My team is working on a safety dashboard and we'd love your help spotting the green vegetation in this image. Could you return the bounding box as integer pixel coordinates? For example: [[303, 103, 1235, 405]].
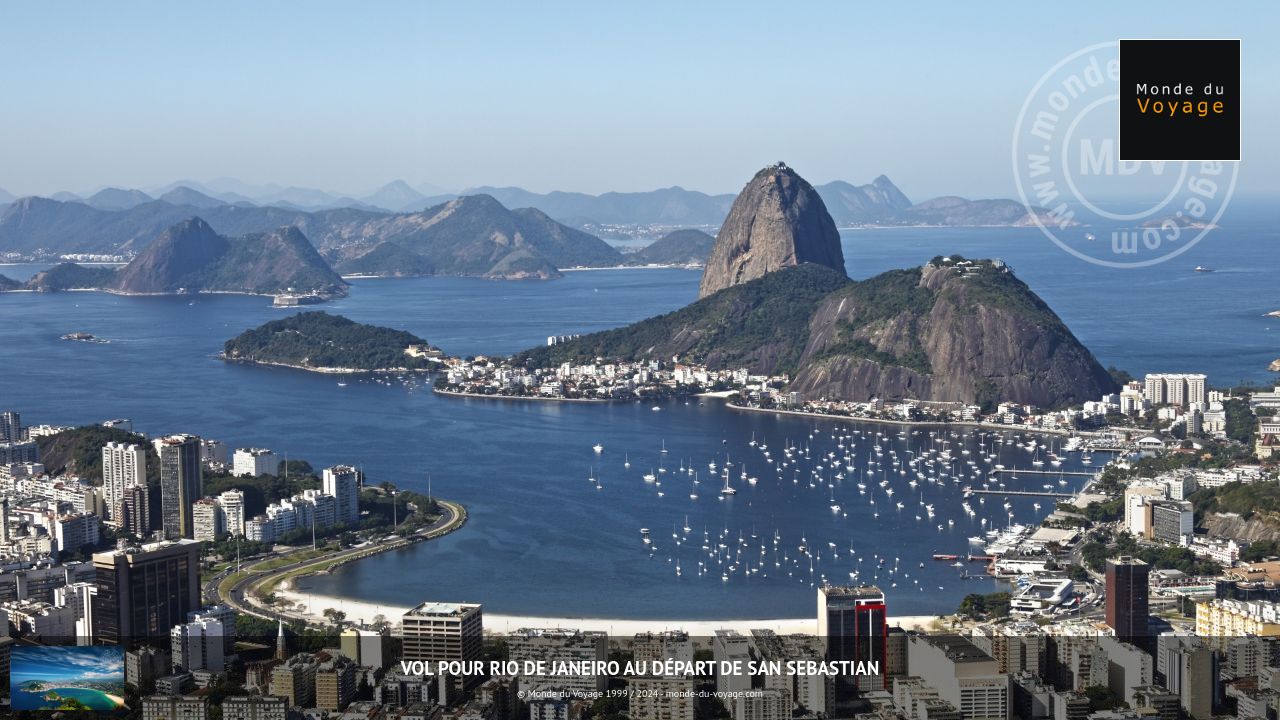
[[956, 592, 1011, 620], [35, 425, 159, 483], [223, 311, 438, 371], [1191, 481, 1280, 521], [513, 263, 852, 373], [1241, 539, 1280, 562], [813, 268, 934, 374], [1080, 532, 1221, 575], [204, 471, 319, 518], [1225, 398, 1259, 445], [0, 273, 21, 291]]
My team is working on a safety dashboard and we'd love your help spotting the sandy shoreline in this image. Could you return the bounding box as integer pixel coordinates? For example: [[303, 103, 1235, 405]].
[[277, 587, 941, 635]]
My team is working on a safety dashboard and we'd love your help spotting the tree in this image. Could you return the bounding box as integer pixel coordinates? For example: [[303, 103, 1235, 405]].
[[322, 607, 347, 627]]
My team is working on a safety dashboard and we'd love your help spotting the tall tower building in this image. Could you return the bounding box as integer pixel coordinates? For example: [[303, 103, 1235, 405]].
[[323, 465, 360, 526], [102, 441, 146, 525], [1106, 557, 1150, 643], [218, 489, 246, 537], [817, 584, 887, 692], [156, 434, 202, 539], [91, 539, 202, 644], [0, 410, 21, 442]]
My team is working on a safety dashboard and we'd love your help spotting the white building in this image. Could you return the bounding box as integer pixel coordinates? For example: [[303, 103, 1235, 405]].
[[192, 498, 224, 542], [323, 465, 360, 525], [217, 489, 245, 537], [232, 448, 277, 478], [172, 617, 226, 672], [102, 441, 146, 525], [1143, 373, 1207, 408]]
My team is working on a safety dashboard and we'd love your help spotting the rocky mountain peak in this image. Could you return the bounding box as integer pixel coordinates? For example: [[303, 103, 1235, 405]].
[[698, 163, 845, 298]]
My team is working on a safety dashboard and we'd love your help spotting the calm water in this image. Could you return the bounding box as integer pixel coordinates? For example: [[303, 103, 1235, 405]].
[[12, 686, 120, 711], [1, 206, 1277, 619]]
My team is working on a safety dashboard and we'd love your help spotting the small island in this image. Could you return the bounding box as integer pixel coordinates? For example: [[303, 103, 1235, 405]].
[[222, 311, 442, 373]]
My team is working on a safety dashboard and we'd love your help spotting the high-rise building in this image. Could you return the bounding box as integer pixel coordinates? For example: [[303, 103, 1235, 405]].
[[125, 645, 171, 692], [315, 654, 358, 711], [120, 485, 152, 537], [172, 617, 226, 672], [401, 601, 482, 691], [1151, 501, 1194, 545], [0, 410, 21, 442], [102, 441, 146, 525], [323, 465, 360, 525], [269, 652, 320, 708], [157, 435, 202, 539], [192, 498, 223, 542], [91, 540, 202, 643], [1142, 373, 1208, 408], [817, 584, 886, 692], [218, 489, 246, 537], [907, 634, 1009, 720], [233, 448, 278, 478], [1106, 557, 1150, 643], [340, 626, 390, 669]]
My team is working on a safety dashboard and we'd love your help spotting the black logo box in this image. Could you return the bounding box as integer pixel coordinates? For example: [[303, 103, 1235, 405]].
[[1119, 39, 1240, 161]]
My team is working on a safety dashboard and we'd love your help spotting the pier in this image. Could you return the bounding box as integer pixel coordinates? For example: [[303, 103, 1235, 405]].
[[993, 468, 1098, 477], [966, 488, 1075, 499]]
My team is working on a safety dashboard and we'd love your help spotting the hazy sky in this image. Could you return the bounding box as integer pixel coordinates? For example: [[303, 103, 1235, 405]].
[[2, 2, 1275, 199]]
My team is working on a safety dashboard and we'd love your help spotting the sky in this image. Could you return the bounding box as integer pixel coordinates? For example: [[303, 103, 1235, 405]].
[[1, 1, 1276, 200]]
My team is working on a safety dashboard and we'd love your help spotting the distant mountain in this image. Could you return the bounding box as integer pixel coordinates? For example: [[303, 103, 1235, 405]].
[[455, 186, 736, 226], [112, 217, 346, 295], [321, 195, 622, 279], [0, 187, 15, 204], [0, 273, 22, 291], [335, 241, 435, 277], [813, 176, 1059, 227], [700, 163, 845, 298], [50, 191, 82, 202], [158, 187, 228, 209], [255, 186, 343, 209], [361, 180, 427, 212], [625, 229, 716, 266], [813, 176, 912, 223], [84, 187, 154, 211]]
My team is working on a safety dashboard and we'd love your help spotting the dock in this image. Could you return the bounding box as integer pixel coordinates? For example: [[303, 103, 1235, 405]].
[[993, 468, 1098, 477], [966, 489, 1075, 499]]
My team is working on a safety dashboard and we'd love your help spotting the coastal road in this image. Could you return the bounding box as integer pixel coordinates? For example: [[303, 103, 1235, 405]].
[[214, 499, 467, 623]]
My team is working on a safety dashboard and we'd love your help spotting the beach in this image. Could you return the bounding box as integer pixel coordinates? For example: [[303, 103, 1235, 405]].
[[277, 587, 942, 635]]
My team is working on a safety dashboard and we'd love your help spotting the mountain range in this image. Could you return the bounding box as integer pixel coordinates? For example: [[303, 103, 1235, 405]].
[[0, 190, 623, 277], [515, 163, 1116, 408], [0, 173, 1058, 253]]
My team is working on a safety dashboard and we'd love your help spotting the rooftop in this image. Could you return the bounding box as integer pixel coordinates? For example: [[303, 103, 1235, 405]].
[[405, 601, 481, 618], [915, 634, 995, 664]]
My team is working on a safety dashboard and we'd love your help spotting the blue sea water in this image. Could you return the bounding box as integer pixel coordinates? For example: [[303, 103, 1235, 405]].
[[12, 686, 121, 711], [0, 203, 1276, 619]]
